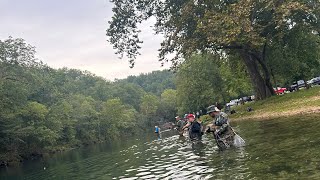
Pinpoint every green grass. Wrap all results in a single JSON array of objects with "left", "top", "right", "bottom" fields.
[{"left": 230, "top": 86, "right": 320, "bottom": 120}]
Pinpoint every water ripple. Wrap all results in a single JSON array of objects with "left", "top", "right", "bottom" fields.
[{"left": 114, "top": 133, "right": 249, "bottom": 180}]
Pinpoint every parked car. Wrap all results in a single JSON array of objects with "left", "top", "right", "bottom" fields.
[
  {"left": 313, "top": 77, "right": 320, "bottom": 85},
  {"left": 273, "top": 87, "right": 287, "bottom": 95},
  {"left": 226, "top": 99, "right": 239, "bottom": 106},
  {"left": 242, "top": 96, "right": 253, "bottom": 102},
  {"left": 307, "top": 76, "right": 320, "bottom": 86},
  {"left": 241, "top": 96, "right": 249, "bottom": 102},
  {"left": 290, "top": 80, "right": 305, "bottom": 91}
]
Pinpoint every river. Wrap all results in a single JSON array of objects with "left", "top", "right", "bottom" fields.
[{"left": 1, "top": 115, "right": 320, "bottom": 179}]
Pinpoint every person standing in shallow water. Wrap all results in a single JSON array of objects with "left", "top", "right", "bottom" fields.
[
  {"left": 182, "top": 114, "right": 203, "bottom": 141},
  {"left": 175, "top": 116, "right": 185, "bottom": 136},
  {"left": 207, "top": 105, "right": 235, "bottom": 149},
  {"left": 154, "top": 126, "right": 161, "bottom": 140}
]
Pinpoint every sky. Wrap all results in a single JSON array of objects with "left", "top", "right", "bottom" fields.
[{"left": 0, "top": 0, "right": 170, "bottom": 80}]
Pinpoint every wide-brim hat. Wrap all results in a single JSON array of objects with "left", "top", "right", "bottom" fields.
[{"left": 207, "top": 105, "right": 220, "bottom": 114}]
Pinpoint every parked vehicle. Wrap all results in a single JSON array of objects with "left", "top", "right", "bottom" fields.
[
  {"left": 273, "top": 87, "right": 287, "bottom": 95},
  {"left": 290, "top": 80, "right": 305, "bottom": 91},
  {"left": 241, "top": 96, "right": 249, "bottom": 102},
  {"left": 313, "top": 77, "right": 320, "bottom": 85},
  {"left": 226, "top": 99, "right": 239, "bottom": 106},
  {"left": 307, "top": 76, "right": 320, "bottom": 85}
]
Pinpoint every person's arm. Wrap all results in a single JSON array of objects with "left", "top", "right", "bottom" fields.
[
  {"left": 221, "top": 112, "right": 230, "bottom": 125},
  {"left": 182, "top": 123, "right": 190, "bottom": 130},
  {"left": 216, "top": 114, "right": 229, "bottom": 134},
  {"left": 205, "top": 124, "right": 215, "bottom": 133},
  {"left": 176, "top": 120, "right": 181, "bottom": 128}
]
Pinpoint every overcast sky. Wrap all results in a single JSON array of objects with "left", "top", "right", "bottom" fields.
[{"left": 0, "top": 0, "right": 170, "bottom": 80}]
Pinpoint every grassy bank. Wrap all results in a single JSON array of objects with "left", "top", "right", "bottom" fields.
[{"left": 230, "top": 86, "right": 320, "bottom": 121}]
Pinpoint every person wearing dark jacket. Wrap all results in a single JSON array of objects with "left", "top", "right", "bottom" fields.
[{"left": 182, "top": 114, "right": 202, "bottom": 141}]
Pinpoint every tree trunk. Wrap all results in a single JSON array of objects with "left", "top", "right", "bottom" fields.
[
  {"left": 303, "top": 79, "right": 310, "bottom": 89},
  {"left": 270, "top": 68, "right": 278, "bottom": 92},
  {"left": 239, "top": 50, "right": 273, "bottom": 100},
  {"left": 249, "top": 46, "right": 276, "bottom": 97},
  {"left": 254, "top": 56, "right": 275, "bottom": 96}
]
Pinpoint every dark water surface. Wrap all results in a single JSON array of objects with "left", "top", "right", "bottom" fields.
[{"left": 1, "top": 115, "right": 320, "bottom": 179}]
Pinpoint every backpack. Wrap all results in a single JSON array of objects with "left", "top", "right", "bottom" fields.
[
  {"left": 155, "top": 127, "right": 159, "bottom": 133},
  {"left": 191, "top": 121, "right": 201, "bottom": 133}
]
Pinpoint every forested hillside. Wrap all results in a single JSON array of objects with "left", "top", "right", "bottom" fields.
[
  {"left": 117, "top": 71, "right": 176, "bottom": 96},
  {"left": 0, "top": 37, "right": 177, "bottom": 166}
]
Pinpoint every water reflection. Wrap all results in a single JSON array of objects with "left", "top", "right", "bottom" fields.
[{"left": 2, "top": 115, "right": 320, "bottom": 179}]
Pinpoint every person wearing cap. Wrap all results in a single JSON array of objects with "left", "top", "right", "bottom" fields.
[
  {"left": 182, "top": 114, "right": 203, "bottom": 141},
  {"left": 207, "top": 105, "right": 234, "bottom": 148}
]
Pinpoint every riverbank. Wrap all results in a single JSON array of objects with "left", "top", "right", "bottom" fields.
[
  {"left": 0, "top": 143, "right": 84, "bottom": 168},
  {"left": 1, "top": 141, "right": 119, "bottom": 168},
  {"left": 230, "top": 86, "right": 320, "bottom": 121},
  {"left": 0, "top": 132, "right": 142, "bottom": 168}
]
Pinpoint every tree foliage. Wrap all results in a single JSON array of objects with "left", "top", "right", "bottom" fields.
[
  {"left": 176, "top": 53, "right": 252, "bottom": 113},
  {"left": 158, "top": 89, "right": 178, "bottom": 121},
  {"left": 0, "top": 37, "right": 179, "bottom": 165},
  {"left": 118, "top": 70, "right": 176, "bottom": 96},
  {"left": 107, "top": 0, "right": 320, "bottom": 100},
  {"left": 267, "top": 25, "right": 320, "bottom": 85}
]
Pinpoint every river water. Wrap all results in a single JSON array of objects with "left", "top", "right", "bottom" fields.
[{"left": 1, "top": 115, "right": 320, "bottom": 179}]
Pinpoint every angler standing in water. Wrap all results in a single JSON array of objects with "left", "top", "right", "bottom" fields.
[
  {"left": 154, "top": 126, "right": 161, "bottom": 140},
  {"left": 182, "top": 114, "right": 203, "bottom": 141},
  {"left": 175, "top": 116, "right": 185, "bottom": 136},
  {"left": 207, "top": 105, "right": 235, "bottom": 149}
]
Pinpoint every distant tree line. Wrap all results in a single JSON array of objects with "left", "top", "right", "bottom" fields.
[{"left": 0, "top": 37, "right": 177, "bottom": 166}]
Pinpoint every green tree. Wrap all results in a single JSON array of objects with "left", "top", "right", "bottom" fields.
[
  {"left": 68, "top": 94, "right": 99, "bottom": 144},
  {"left": 158, "top": 89, "right": 178, "bottom": 121},
  {"left": 140, "top": 94, "right": 159, "bottom": 116},
  {"left": 111, "top": 83, "right": 146, "bottom": 110},
  {"left": 17, "top": 102, "right": 59, "bottom": 151},
  {"left": 48, "top": 100, "right": 76, "bottom": 144},
  {"left": 176, "top": 53, "right": 252, "bottom": 113},
  {"left": 176, "top": 54, "right": 226, "bottom": 113},
  {"left": 100, "top": 98, "right": 137, "bottom": 139},
  {"left": 120, "top": 70, "right": 176, "bottom": 96},
  {"left": 220, "top": 54, "right": 253, "bottom": 98},
  {"left": 107, "top": 0, "right": 319, "bottom": 100},
  {"left": 267, "top": 25, "right": 320, "bottom": 86}
]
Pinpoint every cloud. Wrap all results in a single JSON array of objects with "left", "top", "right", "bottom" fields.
[{"left": 0, "top": 0, "right": 170, "bottom": 80}]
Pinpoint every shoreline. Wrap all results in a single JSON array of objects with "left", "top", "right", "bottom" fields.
[
  {"left": 229, "top": 87, "right": 320, "bottom": 121},
  {"left": 231, "top": 106, "right": 320, "bottom": 121}
]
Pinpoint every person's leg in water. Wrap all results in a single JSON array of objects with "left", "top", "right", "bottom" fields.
[{"left": 215, "top": 125, "right": 235, "bottom": 149}]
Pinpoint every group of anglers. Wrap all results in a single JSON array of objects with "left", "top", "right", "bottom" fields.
[{"left": 174, "top": 105, "right": 244, "bottom": 149}]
